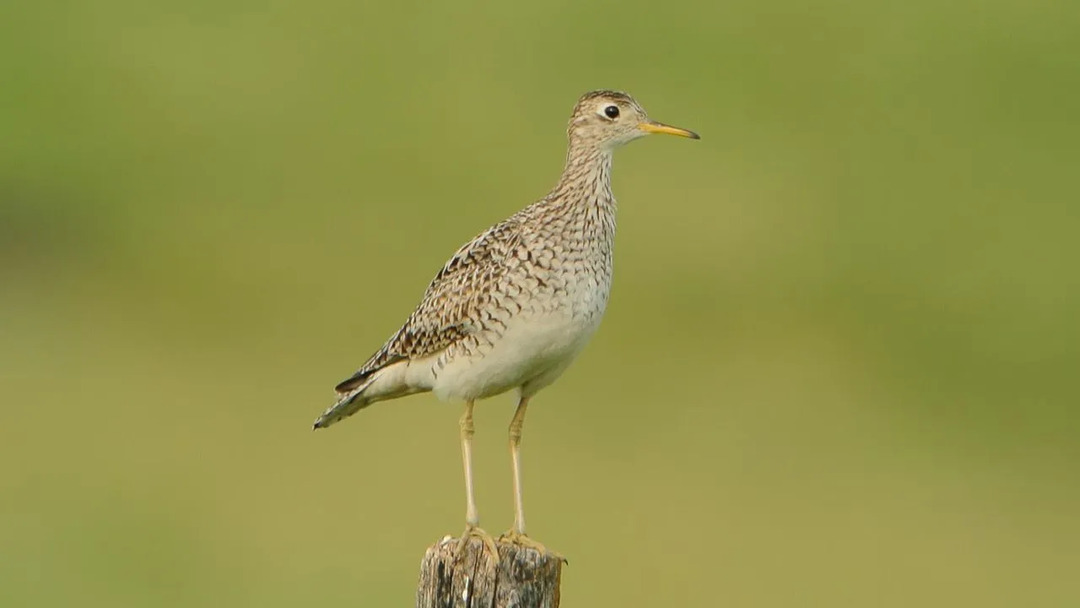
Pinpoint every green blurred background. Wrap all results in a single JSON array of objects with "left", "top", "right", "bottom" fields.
[{"left": 2, "top": 0, "right": 1078, "bottom": 606}]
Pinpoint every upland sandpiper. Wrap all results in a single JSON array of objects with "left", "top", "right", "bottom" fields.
[{"left": 314, "top": 90, "right": 698, "bottom": 555}]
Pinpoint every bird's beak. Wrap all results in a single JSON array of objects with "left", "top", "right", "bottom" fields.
[{"left": 638, "top": 121, "right": 700, "bottom": 140}]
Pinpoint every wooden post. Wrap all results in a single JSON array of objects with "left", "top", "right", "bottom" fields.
[{"left": 416, "top": 537, "right": 563, "bottom": 608}]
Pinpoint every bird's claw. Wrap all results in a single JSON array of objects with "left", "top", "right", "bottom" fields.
[{"left": 454, "top": 525, "right": 500, "bottom": 564}]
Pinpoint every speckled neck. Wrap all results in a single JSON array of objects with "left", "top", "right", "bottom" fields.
[{"left": 550, "top": 143, "right": 615, "bottom": 212}]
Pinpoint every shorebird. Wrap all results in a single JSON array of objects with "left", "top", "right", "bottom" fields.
[{"left": 314, "top": 90, "right": 698, "bottom": 555}]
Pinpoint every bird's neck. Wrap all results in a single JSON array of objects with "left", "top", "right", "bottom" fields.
[
  {"left": 534, "top": 144, "right": 617, "bottom": 258},
  {"left": 550, "top": 144, "right": 615, "bottom": 210}
]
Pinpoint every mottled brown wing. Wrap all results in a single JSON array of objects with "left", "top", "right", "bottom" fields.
[{"left": 335, "top": 219, "right": 522, "bottom": 393}]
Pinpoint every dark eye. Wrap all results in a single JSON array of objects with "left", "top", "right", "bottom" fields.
[{"left": 604, "top": 105, "right": 620, "bottom": 119}]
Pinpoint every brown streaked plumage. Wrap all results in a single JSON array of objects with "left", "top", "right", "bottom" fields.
[{"left": 313, "top": 90, "right": 698, "bottom": 556}]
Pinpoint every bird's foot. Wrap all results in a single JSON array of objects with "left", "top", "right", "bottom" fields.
[
  {"left": 454, "top": 525, "right": 500, "bottom": 564},
  {"left": 499, "top": 529, "right": 567, "bottom": 563}
]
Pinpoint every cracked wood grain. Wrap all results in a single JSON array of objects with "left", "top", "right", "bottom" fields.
[{"left": 416, "top": 537, "right": 562, "bottom": 608}]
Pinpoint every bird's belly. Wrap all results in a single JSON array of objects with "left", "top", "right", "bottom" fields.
[{"left": 431, "top": 310, "right": 600, "bottom": 402}]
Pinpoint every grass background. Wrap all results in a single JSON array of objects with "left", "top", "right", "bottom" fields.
[{"left": 2, "top": 0, "right": 1078, "bottom": 605}]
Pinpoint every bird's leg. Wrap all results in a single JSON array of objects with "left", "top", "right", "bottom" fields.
[
  {"left": 508, "top": 397, "right": 530, "bottom": 536},
  {"left": 460, "top": 400, "right": 480, "bottom": 528},
  {"left": 500, "top": 397, "right": 565, "bottom": 561},
  {"left": 456, "top": 400, "right": 498, "bottom": 559}
]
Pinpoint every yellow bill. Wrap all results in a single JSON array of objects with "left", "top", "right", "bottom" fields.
[{"left": 638, "top": 121, "right": 700, "bottom": 139}]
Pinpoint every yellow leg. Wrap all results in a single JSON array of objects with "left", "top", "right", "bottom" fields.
[
  {"left": 456, "top": 401, "right": 497, "bottom": 559},
  {"left": 508, "top": 397, "right": 529, "bottom": 535},
  {"left": 460, "top": 400, "right": 479, "bottom": 527},
  {"left": 499, "top": 397, "right": 564, "bottom": 561}
]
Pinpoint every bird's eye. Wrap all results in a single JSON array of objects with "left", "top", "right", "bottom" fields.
[{"left": 604, "top": 105, "right": 620, "bottom": 119}]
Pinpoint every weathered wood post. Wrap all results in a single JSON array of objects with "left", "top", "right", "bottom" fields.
[{"left": 416, "top": 537, "right": 563, "bottom": 608}]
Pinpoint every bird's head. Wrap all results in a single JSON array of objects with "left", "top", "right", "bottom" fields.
[{"left": 566, "top": 90, "right": 699, "bottom": 151}]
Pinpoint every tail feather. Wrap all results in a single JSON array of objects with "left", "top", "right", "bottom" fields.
[
  {"left": 313, "top": 357, "right": 425, "bottom": 430},
  {"left": 313, "top": 377, "right": 377, "bottom": 430}
]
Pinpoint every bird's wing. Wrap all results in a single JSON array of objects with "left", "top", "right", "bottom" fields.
[{"left": 334, "top": 218, "right": 523, "bottom": 393}]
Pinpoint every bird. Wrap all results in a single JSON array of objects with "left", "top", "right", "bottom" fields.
[{"left": 313, "top": 90, "right": 698, "bottom": 556}]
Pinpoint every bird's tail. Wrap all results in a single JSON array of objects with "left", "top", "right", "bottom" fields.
[{"left": 312, "top": 376, "right": 377, "bottom": 430}]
